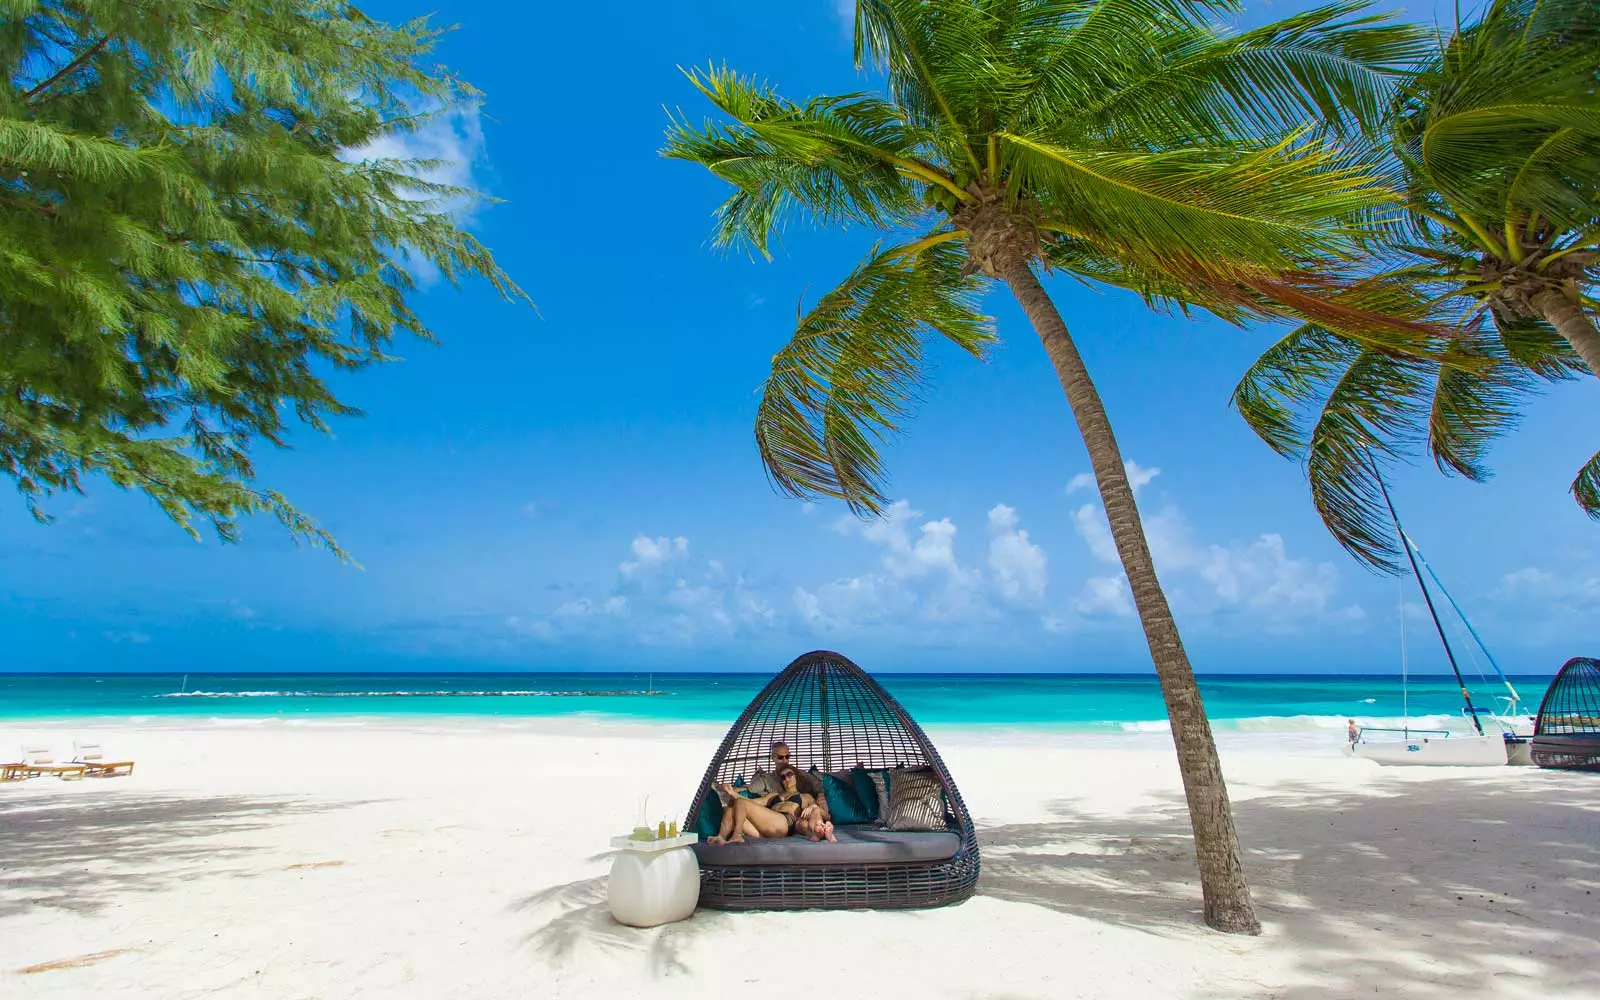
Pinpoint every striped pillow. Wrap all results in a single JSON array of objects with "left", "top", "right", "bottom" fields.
[{"left": 884, "top": 769, "right": 948, "bottom": 831}]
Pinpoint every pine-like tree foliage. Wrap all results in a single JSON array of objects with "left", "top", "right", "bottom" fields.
[{"left": 0, "top": 0, "right": 526, "bottom": 556}]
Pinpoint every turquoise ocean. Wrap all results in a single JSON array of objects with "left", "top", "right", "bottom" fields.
[{"left": 0, "top": 672, "right": 1552, "bottom": 733}]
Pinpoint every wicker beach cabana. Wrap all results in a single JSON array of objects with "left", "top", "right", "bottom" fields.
[
  {"left": 1532, "top": 657, "right": 1600, "bottom": 771},
  {"left": 685, "top": 650, "right": 979, "bottom": 910}
]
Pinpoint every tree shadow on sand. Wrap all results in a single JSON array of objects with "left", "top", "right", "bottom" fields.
[
  {"left": 512, "top": 873, "right": 732, "bottom": 978},
  {"left": 978, "top": 770, "right": 1600, "bottom": 999},
  {"left": 0, "top": 790, "right": 360, "bottom": 919}
]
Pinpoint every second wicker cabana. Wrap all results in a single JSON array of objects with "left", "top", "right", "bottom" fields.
[
  {"left": 685, "top": 650, "right": 979, "bottom": 910},
  {"left": 1532, "top": 656, "right": 1600, "bottom": 771}
]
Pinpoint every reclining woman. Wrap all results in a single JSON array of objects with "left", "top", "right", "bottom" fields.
[{"left": 707, "top": 766, "right": 837, "bottom": 844}]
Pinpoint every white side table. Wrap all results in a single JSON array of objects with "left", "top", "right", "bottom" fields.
[{"left": 606, "top": 833, "right": 700, "bottom": 927}]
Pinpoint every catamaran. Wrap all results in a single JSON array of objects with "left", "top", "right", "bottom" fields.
[{"left": 1349, "top": 477, "right": 1533, "bottom": 767}]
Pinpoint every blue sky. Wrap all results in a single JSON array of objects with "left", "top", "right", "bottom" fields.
[{"left": 1, "top": 1, "right": 1593, "bottom": 674}]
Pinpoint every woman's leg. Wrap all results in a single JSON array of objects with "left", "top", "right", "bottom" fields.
[
  {"left": 707, "top": 795, "right": 740, "bottom": 844},
  {"left": 728, "top": 799, "right": 791, "bottom": 842}
]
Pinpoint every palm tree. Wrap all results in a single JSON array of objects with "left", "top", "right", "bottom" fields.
[
  {"left": 1233, "top": 0, "right": 1600, "bottom": 570},
  {"left": 664, "top": 0, "right": 1427, "bottom": 933}
]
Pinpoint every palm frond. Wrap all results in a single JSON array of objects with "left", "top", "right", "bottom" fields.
[
  {"left": 999, "top": 130, "right": 1390, "bottom": 267},
  {"left": 1495, "top": 310, "right": 1591, "bottom": 378},
  {"left": 1039, "top": 230, "right": 1254, "bottom": 322},
  {"left": 1233, "top": 321, "right": 1369, "bottom": 460},
  {"left": 1231, "top": 251, "right": 1585, "bottom": 570},
  {"left": 1395, "top": 0, "right": 1600, "bottom": 235},
  {"left": 662, "top": 66, "right": 928, "bottom": 255},
  {"left": 1426, "top": 336, "right": 1535, "bottom": 479},
  {"left": 1573, "top": 447, "right": 1600, "bottom": 520},
  {"left": 852, "top": 0, "right": 1000, "bottom": 169},
  {"left": 1001, "top": 0, "right": 1238, "bottom": 128},
  {"left": 754, "top": 238, "right": 994, "bottom": 512},
  {"left": 1303, "top": 348, "right": 1442, "bottom": 572},
  {"left": 1054, "top": 0, "right": 1433, "bottom": 143}
]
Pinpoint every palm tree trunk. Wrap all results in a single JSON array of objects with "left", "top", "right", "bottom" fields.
[
  {"left": 1532, "top": 288, "right": 1600, "bottom": 376},
  {"left": 996, "top": 252, "right": 1262, "bottom": 935}
]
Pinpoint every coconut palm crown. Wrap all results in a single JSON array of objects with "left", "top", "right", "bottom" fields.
[
  {"left": 665, "top": 0, "right": 1428, "bottom": 934},
  {"left": 1234, "top": 0, "right": 1600, "bottom": 570}
]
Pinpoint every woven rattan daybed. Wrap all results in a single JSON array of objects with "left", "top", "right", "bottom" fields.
[
  {"left": 685, "top": 650, "right": 979, "bottom": 910},
  {"left": 1531, "top": 657, "right": 1600, "bottom": 771}
]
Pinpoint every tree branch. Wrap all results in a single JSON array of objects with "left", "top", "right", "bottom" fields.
[{"left": 26, "top": 35, "right": 111, "bottom": 102}]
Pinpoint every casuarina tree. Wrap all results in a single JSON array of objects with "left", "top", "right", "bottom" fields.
[
  {"left": 0, "top": 0, "right": 526, "bottom": 556},
  {"left": 665, "top": 0, "right": 1428, "bottom": 933}
]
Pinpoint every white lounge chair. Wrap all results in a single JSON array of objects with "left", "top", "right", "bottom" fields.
[
  {"left": 19, "top": 745, "right": 85, "bottom": 780},
  {"left": 72, "top": 740, "right": 135, "bottom": 778}
]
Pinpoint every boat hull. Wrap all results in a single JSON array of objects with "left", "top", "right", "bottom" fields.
[
  {"left": 1350, "top": 734, "right": 1509, "bottom": 767},
  {"left": 1504, "top": 736, "right": 1534, "bottom": 767}
]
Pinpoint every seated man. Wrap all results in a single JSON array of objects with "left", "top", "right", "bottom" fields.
[{"left": 747, "top": 740, "right": 831, "bottom": 821}]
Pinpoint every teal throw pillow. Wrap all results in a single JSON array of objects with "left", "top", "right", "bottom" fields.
[
  {"left": 693, "top": 788, "right": 722, "bottom": 838},
  {"left": 820, "top": 773, "right": 872, "bottom": 824},
  {"left": 849, "top": 766, "right": 882, "bottom": 822}
]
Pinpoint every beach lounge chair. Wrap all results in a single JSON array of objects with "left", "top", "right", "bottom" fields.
[
  {"left": 685, "top": 650, "right": 979, "bottom": 911},
  {"left": 72, "top": 741, "right": 136, "bottom": 778},
  {"left": 19, "top": 745, "right": 86, "bottom": 780},
  {"left": 2, "top": 761, "right": 31, "bottom": 782}
]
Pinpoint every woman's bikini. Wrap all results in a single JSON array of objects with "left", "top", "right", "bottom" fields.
[{"left": 774, "top": 792, "right": 806, "bottom": 832}]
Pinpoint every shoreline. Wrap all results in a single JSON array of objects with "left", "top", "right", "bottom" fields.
[
  {"left": 0, "top": 707, "right": 1497, "bottom": 736},
  {"left": 0, "top": 712, "right": 1414, "bottom": 760}
]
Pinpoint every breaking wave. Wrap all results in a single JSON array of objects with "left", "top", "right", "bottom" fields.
[
  {"left": 1117, "top": 713, "right": 1476, "bottom": 735},
  {"left": 156, "top": 689, "right": 662, "bottom": 699}
]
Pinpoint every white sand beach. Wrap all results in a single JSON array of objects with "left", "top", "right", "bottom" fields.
[{"left": 2, "top": 720, "right": 1596, "bottom": 999}]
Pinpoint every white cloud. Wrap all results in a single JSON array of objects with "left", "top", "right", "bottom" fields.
[
  {"left": 620, "top": 535, "right": 689, "bottom": 578},
  {"left": 1076, "top": 575, "right": 1133, "bottom": 617},
  {"left": 506, "top": 468, "right": 1351, "bottom": 649},
  {"left": 1066, "top": 459, "right": 1353, "bottom": 626},
  {"left": 1071, "top": 500, "right": 1121, "bottom": 565},
  {"left": 835, "top": 501, "right": 976, "bottom": 585},
  {"left": 803, "top": 500, "right": 1056, "bottom": 633},
  {"left": 987, "top": 504, "right": 1048, "bottom": 603},
  {"left": 1067, "top": 460, "right": 1161, "bottom": 497},
  {"left": 520, "top": 533, "right": 775, "bottom": 646},
  {"left": 1496, "top": 566, "right": 1600, "bottom": 616},
  {"left": 520, "top": 501, "right": 538, "bottom": 519},
  {"left": 553, "top": 595, "right": 630, "bottom": 619}
]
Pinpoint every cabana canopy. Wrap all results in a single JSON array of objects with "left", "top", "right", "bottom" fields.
[
  {"left": 1532, "top": 656, "right": 1600, "bottom": 771},
  {"left": 685, "top": 650, "right": 980, "bottom": 910}
]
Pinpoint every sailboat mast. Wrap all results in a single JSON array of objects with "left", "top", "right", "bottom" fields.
[
  {"left": 1403, "top": 536, "right": 1521, "bottom": 711},
  {"left": 1398, "top": 575, "right": 1409, "bottom": 734},
  {"left": 1374, "top": 475, "right": 1485, "bottom": 735}
]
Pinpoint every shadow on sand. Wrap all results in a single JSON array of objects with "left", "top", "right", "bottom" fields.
[
  {"left": 979, "top": 769, "right": 1600, "bottom": 999},
  {"left": 513, "top": 874, "right": 733, "bottom": 977},
  {"left": 0, "top": 790, "right": 357, "bottom": 919}
]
